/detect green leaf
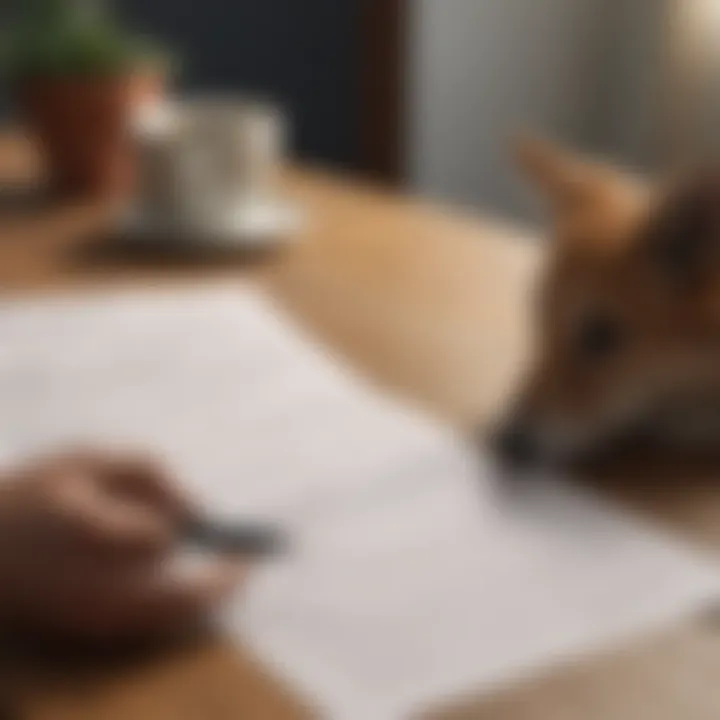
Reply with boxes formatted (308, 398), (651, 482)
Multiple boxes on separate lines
(3, 0), (173, 80)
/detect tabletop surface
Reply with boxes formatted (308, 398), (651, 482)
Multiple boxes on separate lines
(2, 134), (720, 719)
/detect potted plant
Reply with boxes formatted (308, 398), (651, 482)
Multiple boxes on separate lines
(2, 0), (173, 197)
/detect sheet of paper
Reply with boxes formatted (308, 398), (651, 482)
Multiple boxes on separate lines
(0, 284), (717, 720)
(0, 285), (463, 521)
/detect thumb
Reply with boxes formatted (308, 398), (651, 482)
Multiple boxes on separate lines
(99, 559), (249, 638)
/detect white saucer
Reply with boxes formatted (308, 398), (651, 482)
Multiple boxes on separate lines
(120, 197), (303, 250)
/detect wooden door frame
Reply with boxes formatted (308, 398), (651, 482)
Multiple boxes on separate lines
(359, 0), (410, 185)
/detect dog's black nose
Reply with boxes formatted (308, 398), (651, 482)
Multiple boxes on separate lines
(493, 425), (539, 468)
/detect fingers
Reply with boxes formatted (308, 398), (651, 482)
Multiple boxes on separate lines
(61, 478), (175, 552)
(41, 448), (197, 553)
(63, 449), (195, 520)
(36, 448), (194, 518)
(97, 453), (196, 522)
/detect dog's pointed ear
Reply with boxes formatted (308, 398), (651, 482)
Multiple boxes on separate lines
(513, 135), (644, 202)
(513, 135), (649, 249)
(641, 171), (720, 288)
(513, 135), (599, 205)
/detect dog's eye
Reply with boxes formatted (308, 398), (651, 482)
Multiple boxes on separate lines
(577, 315), (623, 359)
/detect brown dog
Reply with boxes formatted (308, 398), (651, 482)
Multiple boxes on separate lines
(495, 137), (720, 466)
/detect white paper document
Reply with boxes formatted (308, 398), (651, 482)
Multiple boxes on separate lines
(0, 285), (717, 719)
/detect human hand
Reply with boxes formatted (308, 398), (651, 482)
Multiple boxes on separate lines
(0, 449), (246, 644)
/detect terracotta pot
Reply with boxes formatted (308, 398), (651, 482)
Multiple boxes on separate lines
(19, 75), (135, 198)
(19, 71), (165, 196)
(19, 69), (167, 199)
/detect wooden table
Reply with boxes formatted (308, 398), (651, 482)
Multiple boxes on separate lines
(3, 134), (720, 719)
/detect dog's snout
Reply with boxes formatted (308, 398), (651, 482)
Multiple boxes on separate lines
(493, 423), (540, 468)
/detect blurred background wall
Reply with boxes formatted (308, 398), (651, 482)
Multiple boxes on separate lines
(596, 0), (673, 170)
(1, 0), (702, 219)
(116, 0), (363, 168)
(115, 0), (675, 218)
(407, 0), (672, 218)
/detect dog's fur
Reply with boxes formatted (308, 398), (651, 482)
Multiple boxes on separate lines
(497, 137), (720, 464)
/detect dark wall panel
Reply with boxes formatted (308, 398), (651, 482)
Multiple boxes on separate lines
(118, 0), (362, 168)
